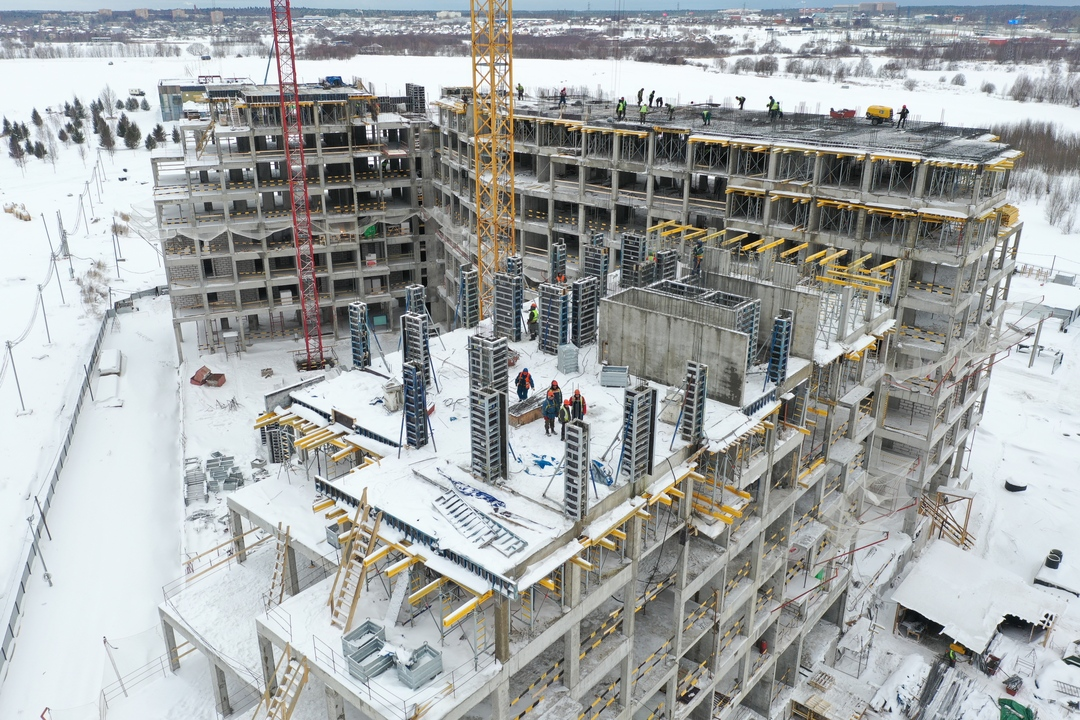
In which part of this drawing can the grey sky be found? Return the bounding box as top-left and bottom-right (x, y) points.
(6, 1), (1076, 12)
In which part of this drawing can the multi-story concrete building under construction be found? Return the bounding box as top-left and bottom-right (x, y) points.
(152, 80), (1021, 720)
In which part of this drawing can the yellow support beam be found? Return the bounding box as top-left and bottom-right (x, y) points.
(724, 484), (753, 499)
(741, 239), (765, 252)
(872, 258), (899, 272)
(648, 219), (679, 232)
(757, 238), (786, 253)
(312, 497), (336, 514)
(819, 248), (849, 265)
(442, 591), (492, 628)
(386, 555), (419, 578)
(701, 230), (725, 242)
(805, 248), (829, 263)
(816, 275), (881, 294)
(610, 528), (627, 541)
(570, 555), (595, 571)
(596, 537), (618, 551)
(254, 412), (280, 429)
(825, 269), (893, 286)
(684, 228), (708, 241)
(781, 421), (812, 436)
(661, 224), (692, 237)
(849, 253), (873, 268)
(408, 577), (447, 605)
(780, 242), (808, 258)
(721, 233), (749, 247)
(362, 544), (394, 567)
(538, 577), (556, 592)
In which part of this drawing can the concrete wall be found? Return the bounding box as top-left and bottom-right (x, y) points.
(709, 275), (820, 361)
(600, 288), (748, 406)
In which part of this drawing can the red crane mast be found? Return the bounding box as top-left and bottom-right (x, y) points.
(270, 0), (324, 369)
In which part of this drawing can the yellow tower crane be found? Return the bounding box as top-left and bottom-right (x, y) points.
(470, 0), (516, 318)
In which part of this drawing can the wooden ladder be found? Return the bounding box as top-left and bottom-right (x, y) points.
(268, 523), (291, 608)
(252, 644), (309, 720)
(329, 489), (383, 632)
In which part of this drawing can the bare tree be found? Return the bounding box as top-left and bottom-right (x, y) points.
(100, 85), (118, 118)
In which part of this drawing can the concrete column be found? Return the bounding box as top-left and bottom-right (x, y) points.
(491, 678), (512, 720)
(616, 516), (644, 720)
(285, 544), (301, 596)
(563, 562), (583, 693)
(913, 162), (930, 198)
(230, 509), (247, 563)
(324, 685), (347, 720)
(161, 612), (181, 672)
(174, 322), (185, 364)
(258, 633), (279, 696)
(494, 594), (511, 663)
(212, 662), (233, 717)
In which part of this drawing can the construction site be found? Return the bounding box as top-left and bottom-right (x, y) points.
(139, 3), (1063, 720)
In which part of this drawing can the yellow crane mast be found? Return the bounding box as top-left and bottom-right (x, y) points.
(470, 0), (516, 318)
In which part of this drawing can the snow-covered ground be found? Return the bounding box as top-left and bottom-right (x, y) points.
(0, 47), (1078, 718)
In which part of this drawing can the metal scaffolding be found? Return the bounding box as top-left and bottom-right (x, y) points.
(405, 284), (427, 315)
(550, 240), (567, 282)
(571, 276), (600, 348)
(619, 383), (657, 484)
(470, 386), (509, 483)
(493, 271), (524, 342)
(467, 335), (509, 392)
(564, 420), (590, 520)
(348, 301), (371, 370)
(538, 283), (570, 355)
(656, 249), (679, 281)
(582, 242), (609, 297)
(767, 313), (793, 386)
(401, 361), (430, 450)
(402, 312), (433, 387)
(459, 266), (480, 329)
(680, 362), (708, 445)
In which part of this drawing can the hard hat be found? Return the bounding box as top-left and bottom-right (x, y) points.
(551, 380), (559, 386)
(574, 389), (581, 395)
(903, 104), (907, 108)
(564, 400), (571, 405)
(531, 302), (536, 308)
(547, 391), (554, 397)
(523, 368), (528, 373)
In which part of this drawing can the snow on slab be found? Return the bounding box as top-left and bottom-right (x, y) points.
(891, 540), (1068, 653)
(98, 348), (123, 375)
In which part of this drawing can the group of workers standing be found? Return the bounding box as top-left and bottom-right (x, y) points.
(611, 91), (769, 126)
(515, 369), (588, 440)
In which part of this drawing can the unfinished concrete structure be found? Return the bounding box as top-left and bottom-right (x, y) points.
(153, 83), (1023, 720)
(147, 79), (428, 360)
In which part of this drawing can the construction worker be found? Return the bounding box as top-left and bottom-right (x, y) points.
(947, 648), (957, 667)
(558, 399), (572, 440)
(648, 90), (655, 107)
(693, 240), (704, 274)
(897, 104), (910, 129)
(559, 87), (567, 107)
(767, 96), (777, 120)
(655, 96), (663, 109)
(528, 302), (539, 340)
(548, 380), (563, 407)
(515, 367), (534, 401)
(616, 97), (627, 121)
(570, 389), (587, 420)
(736, 96), (746, 110)
(542, 391), (558, 436)
(639, 102), (649, 124)
(702, 108), (711, 126)
(380, 158), (389, 173)
(516, 83), (524, 101)
(637, 87), (644, 105)
(666, 103), (675, 121)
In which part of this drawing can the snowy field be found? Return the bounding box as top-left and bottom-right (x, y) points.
(0, 45), (1077, 718)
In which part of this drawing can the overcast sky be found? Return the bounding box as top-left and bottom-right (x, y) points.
(5, 1), (1076, 12)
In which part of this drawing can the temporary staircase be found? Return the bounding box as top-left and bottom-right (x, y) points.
(268, 523), (291, 608)
(329, 490), (384, 632)
(252, 644), (308, 720)
(917, 493), (975, 550)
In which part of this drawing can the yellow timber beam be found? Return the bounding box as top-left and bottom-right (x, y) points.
(825, 270), (893, 286)
(780, 242), (808, 258)
(819, 249), (849, 265)
(805, 248), (829, 263)
(443, 591), (493, 628)
(648, 219), (679, 233)
(409, 577), (447, 606)
(254, 412), (279, 429)
(741, 239), (765, 252)
(721, 233), (749, 247)
(758, 238), (786, 253)
(849, 253), (873, 268)
(872, 258), (899, 272)
(817, 275), (881, 294)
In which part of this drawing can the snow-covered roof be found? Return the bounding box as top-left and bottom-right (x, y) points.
(891, 540), (1068, 652)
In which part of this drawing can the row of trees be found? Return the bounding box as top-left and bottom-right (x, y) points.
(5, 85), (179, 167)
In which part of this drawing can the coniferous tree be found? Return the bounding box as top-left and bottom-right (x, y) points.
(152, 123), (166, 143)
(31, 108), (43, 127)
(116, 113), (130, 138)
(24, 138), (33, 156)
(33, 141), (45, 159)
(8, 134), (25, 165)
(98, 118), (115, 152)
(74, 98), (87, 120)
(140, 98), (151, 111)
(125, 97), (139, 112)
(144, 134), (157, 150)
(123, 122), (141, 149)
(71, 127), (85, 144)
(171, 126), (181, 144)
(58, 128), (68, 143)
(2, 117), (11, 136)
(116, 99), (124, 111)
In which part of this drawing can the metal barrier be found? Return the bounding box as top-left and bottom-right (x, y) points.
(1, 308), (115, 677)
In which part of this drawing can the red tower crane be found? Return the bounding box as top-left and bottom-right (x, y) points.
(270, 0), (324, 369)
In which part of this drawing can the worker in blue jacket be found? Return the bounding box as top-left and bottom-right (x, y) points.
(542, 391), (559, 436)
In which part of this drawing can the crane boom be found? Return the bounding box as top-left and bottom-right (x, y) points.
(270, 0), (325, 369)
(470, 0), (516, 318)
